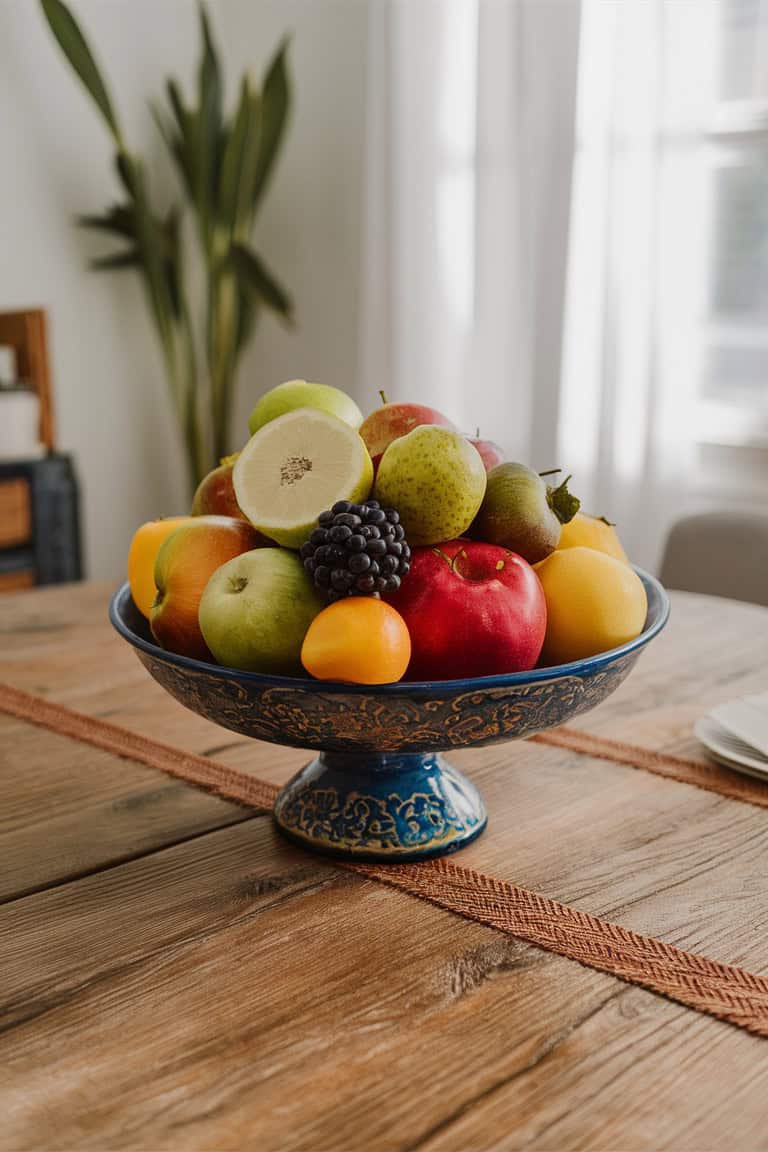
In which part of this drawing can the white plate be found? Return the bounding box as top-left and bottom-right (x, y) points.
(695, 716), (768, 781)
(710, 694), (768, 761)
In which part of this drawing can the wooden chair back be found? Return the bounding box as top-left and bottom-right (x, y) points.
(0, 309), (55, 451)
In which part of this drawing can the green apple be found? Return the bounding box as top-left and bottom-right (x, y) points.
(199, 548), (322, 674)
(373, 426), (487, 546)
(248, 379), (363, 435)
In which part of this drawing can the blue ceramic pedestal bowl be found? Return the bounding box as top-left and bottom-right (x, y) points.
(109, 569), (669, 863)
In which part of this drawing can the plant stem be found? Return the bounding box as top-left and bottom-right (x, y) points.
(207, 245), (240, 462)
(153, 315), (204, 494)
(120, 150), (205, 491)
(179, 301), (206, 487)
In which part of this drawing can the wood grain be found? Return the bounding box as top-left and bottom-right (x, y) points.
(0, 713), (252, 902)
(0, 819), (766, 1152)
(0, 820), (334, 1032)
(2, 583), (768, 1149)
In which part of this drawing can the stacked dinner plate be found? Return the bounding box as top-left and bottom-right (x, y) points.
(696, 693), (768, 781)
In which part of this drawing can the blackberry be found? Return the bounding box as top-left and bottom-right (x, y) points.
(301, 500), (411, 602)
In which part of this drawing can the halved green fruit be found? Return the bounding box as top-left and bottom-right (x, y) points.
(233, 407), (374, 548)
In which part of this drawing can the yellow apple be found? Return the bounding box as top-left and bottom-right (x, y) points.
(151, 516), (262, 660)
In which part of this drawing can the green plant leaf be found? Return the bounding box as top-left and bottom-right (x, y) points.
(216, 39), (290, 238)
(119, 151), (180, 335)
(166, 78), (188, 132)
(235, 283), (258, 351)
(77, 204), (135, 239)
(217, 76), (253, 237)
(234, 88), (263, 238)
(165, 79), (195, 196)
(195, 3), (222, 242)
(230, 243), (293, 321)
(90, 249), (140, 271)
(162, 206), (183, 317)
(252, 37), (291, 210)
(151, 102), (189, 192)
(40, 0), (121, 143)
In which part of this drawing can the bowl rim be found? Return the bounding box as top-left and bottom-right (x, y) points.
(109, 566), (670, 695)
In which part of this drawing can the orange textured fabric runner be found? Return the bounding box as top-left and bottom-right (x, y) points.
(3, 680), (768, 1039)
(534, 727), (768, 808)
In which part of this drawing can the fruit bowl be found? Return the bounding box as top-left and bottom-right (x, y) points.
(109, 568), (669, 862)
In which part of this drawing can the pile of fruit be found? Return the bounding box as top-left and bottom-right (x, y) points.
(127, 380), (648, 685)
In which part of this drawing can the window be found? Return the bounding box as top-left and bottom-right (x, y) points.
(567, 0), (768, 474)
(701, 1), (768, 443)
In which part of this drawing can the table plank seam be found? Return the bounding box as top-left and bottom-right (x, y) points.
(0, 811), (261, 909)
(400, 985), (629, 1152)
(0, 868), (352, 1039)
(513, 1007), (691, 1151)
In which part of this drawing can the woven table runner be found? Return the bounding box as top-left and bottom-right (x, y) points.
(3, 680), (768, 1039)
(534, 727), (768, 808)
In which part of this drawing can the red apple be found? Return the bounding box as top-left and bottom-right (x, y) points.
(192, 458), (245, 519)
(151, 516), (262, 660)
(385, 539), (546, 680)
(359, 393), (456, 467)
(192, 457), (274, 544)
(467, 436), (505, 472)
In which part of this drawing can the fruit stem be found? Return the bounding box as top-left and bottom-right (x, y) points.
(430, 546), (468, 577)
(539, 468), (561, 478)
(450, 548), (468, 575)
(597, 514), (616, 527)
(547, 474), (581, 525)
(379, 390), (389, 406)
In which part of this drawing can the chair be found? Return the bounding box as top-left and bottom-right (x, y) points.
(0, 309), (55, 451)
(659, 510), (768, 607)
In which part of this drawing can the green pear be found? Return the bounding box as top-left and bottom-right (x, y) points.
(248, 379), (363, 435)
(199, 548), (322, 673)
(472, 463), (580, 563)
(373, 427), (487, 546)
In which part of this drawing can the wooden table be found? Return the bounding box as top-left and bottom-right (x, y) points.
(2, 582), (768, 1151)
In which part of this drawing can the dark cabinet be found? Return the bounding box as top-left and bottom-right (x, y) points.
(0, 455), (82, 589)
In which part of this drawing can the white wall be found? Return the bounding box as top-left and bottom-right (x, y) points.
(0, 0), (368, 579)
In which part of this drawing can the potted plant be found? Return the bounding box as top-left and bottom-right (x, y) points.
(41, 0), (293, 491)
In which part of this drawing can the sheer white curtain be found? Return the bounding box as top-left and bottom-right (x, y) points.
(359, 0), (581, 468)
(560, 0), (721, 568)
(361, 0), (768, 572)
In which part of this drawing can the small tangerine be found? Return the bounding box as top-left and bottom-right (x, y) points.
(301, 597), (411, 684)
(128, 517), (191, 619)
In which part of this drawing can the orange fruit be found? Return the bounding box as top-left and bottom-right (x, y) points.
(127, 517), (191, 618)
(301, 598), (411, 684)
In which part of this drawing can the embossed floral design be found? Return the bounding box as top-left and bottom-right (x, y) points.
(342, 795), (398, 844)
(397, 793), (452, 845)
(137, 650), (639, 755)
(275, 780), (478, 853)
(293, 788), (340, 840)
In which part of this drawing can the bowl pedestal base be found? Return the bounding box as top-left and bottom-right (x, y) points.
(273, 750), (487, 862)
